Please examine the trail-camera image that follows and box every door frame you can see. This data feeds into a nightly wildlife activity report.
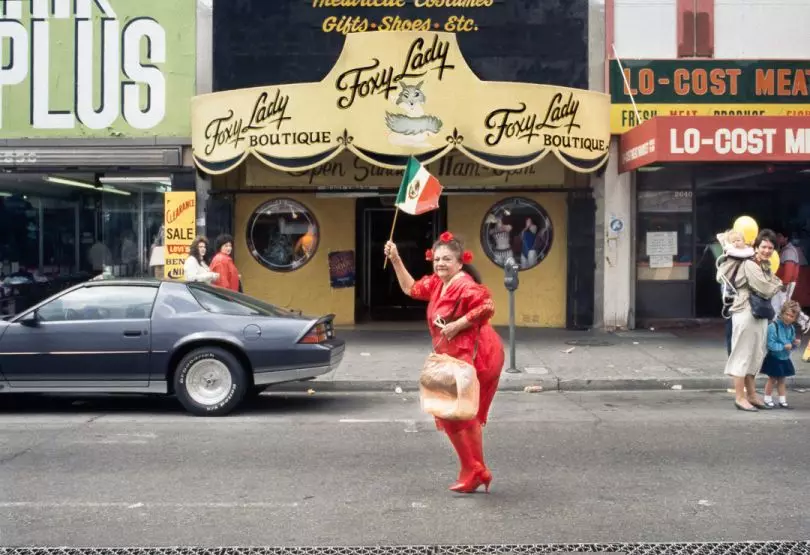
[565,191,596,330]
[357,199,444,318]
[362,207,391,308]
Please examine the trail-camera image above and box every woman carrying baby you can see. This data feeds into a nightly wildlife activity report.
[717,229,784,411]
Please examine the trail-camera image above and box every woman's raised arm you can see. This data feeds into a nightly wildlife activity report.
[385,241,416,296]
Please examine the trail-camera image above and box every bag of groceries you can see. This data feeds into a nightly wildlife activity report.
[419,352,480,420]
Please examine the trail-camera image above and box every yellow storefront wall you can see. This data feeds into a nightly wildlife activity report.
[233,191,568,328]
[448,193,568,328]
[234,193,356,325]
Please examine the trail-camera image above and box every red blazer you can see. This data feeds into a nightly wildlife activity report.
[209,253,240,291]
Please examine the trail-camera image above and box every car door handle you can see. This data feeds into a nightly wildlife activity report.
[123,330,143,337]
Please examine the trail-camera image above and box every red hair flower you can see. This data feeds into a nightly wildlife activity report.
[439,231,454,242]
[425,249,434,261]
[462,250,473,264]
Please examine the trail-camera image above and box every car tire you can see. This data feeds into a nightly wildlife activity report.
[174,346,247,416]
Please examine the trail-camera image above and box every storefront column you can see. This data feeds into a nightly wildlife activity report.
[593,174,606,328]
[599,137,635,330]
[195,0,213,236]
[195,175,211,236]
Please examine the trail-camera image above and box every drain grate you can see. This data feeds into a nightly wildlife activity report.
[565,339,614,347]
[0,544,807,555]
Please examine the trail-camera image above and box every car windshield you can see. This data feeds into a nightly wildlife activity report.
[187,284,295,318]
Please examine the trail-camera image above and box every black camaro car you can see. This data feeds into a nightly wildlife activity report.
[0,279,345,416]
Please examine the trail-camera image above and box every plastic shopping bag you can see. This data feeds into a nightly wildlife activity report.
[418,352,480,420]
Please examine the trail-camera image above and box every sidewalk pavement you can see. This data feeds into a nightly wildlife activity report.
[277,322,810,393]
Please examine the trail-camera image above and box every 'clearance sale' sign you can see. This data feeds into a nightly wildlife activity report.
[163,192,196,280]
[619,116,810,172]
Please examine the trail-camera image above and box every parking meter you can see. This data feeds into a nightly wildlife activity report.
[504,257,520,291]
[503,257,520,373]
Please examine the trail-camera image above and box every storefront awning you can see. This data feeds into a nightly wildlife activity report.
[191,31,611,175]
[619,115,810,173]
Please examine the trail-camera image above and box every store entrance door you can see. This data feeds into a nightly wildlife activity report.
[99,183,167,278]
[356,197,442,322]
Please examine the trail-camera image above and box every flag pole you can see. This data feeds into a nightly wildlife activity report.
[612,43,643,126]
[383,207,400,270]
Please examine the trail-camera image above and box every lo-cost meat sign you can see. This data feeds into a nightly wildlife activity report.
[619,116,810,172]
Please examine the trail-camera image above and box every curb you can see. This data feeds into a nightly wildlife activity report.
[271,375,810,393]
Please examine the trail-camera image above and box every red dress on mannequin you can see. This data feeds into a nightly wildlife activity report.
[409,272,504,433]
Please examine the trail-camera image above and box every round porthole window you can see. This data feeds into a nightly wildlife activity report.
[480,197,554,270]
[247,199,319,272]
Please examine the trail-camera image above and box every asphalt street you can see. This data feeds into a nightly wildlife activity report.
[0,390,808,547]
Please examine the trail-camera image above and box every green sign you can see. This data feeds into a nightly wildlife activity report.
[610,59,810,103]
[609,59,810,133]
[0,0,196,139]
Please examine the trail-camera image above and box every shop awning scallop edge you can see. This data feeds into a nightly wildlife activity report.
[194,139,610,175]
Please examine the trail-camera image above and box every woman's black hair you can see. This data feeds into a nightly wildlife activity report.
[214,233,234,253]
[432,235,483,284]
[754,229,777,249]
[462,263,483,284]
[188,236,208,262]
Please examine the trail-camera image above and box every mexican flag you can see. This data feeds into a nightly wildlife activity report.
[395,157,443,215]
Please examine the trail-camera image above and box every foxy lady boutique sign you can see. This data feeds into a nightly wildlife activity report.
[0,0,195,138]
[192,31,610,174]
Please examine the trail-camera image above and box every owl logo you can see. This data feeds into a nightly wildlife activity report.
[385,81,443,148]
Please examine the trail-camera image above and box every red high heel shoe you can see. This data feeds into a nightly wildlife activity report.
[478,467,492,492]
[452,465,491,493]
[448,425,492,493]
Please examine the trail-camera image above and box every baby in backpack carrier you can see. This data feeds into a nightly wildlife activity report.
[716,230,756,354]
[716,230,755,302]
[719,230,752,257]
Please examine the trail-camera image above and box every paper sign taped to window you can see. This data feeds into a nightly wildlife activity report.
[646,232,678,256]
[649,254,674,269]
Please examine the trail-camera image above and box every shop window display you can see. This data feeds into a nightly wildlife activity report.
[0,174,187,315]
[247,199,319,272]
[480,197,553,270]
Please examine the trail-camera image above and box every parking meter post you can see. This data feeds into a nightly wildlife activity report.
[504,257,520,374]
[506,288,519,373]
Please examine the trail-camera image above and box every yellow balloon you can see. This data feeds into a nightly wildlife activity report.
[769,251,780,275]
[733,215,759,245]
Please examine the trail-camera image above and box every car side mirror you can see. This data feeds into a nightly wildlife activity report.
[19,310,40,327]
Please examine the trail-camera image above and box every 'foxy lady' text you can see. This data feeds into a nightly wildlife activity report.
[335,34,455,109]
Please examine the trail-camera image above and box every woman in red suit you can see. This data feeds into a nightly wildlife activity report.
[384,231,504,493]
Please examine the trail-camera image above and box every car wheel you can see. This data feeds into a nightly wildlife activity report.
[174,347,247,416]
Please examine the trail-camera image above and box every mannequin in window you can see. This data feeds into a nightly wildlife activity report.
[295,223,317,261]
[148,226,165,278]
[520,217,538,269]
[88,240,111,274]
[485,210,512,265]
[120,231,138,277]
